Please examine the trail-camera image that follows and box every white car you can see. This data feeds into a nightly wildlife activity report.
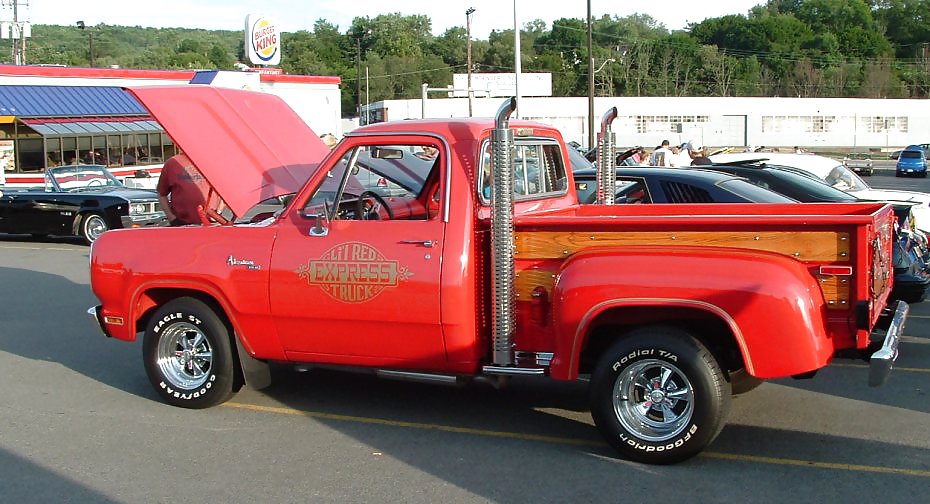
[709,152,930,233]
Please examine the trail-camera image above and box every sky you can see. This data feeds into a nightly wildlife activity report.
[3,0,765,39]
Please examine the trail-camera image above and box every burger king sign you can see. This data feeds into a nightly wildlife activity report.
[245,14,281,65]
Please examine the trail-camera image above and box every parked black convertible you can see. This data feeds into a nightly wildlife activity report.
[0,165,166,244]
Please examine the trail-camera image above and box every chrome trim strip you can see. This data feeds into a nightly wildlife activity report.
[515,351,554,367]
[375,370,461,385]
[571,298,751,376]
[869,300,908,387]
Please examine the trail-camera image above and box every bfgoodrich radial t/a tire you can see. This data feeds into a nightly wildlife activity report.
[590,326,731,464]
[143,298,235,409]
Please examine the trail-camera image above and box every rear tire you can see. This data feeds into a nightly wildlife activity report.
[590,326,731,464]
[143,298,235,409]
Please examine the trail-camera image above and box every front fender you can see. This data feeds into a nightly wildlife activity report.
[89,225,284,360]
[549,246,832,380]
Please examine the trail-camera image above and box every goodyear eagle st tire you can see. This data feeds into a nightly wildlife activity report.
[143,298,235,409]
[590,326,731,464]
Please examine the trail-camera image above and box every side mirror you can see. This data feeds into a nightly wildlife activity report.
[308,213,329,237]
[302,202,331,237]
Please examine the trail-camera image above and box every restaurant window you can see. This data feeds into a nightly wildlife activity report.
[149,133,166,162]
[107,135,122,166]
[62,137,78,165]
[17,138,45,172]
[45,138,63,167]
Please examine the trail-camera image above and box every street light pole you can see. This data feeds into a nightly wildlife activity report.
[76,20,96,67]
[587,0,595,149]
[466,7,475,117]
[355,35,362,121]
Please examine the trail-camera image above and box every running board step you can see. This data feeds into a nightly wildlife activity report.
[482,366,546,376]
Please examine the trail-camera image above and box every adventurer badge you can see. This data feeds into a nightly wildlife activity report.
[295,242,412,303]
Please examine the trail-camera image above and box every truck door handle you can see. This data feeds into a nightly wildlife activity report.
[399,240,434,248]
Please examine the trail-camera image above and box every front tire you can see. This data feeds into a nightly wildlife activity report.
[80,212,109,244]
[590,326,731,464]
[143,298,235,409]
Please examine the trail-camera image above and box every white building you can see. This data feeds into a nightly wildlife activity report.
[365,94,930,152]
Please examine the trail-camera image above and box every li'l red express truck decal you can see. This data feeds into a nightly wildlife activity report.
[295,241,413,304]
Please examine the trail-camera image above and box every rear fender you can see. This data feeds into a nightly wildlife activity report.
[548,246,832,380]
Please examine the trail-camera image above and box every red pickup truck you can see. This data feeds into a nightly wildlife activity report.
[89,87,907,464]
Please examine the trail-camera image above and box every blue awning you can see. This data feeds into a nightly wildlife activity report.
[0,85,149,117]
[22,118,164,136]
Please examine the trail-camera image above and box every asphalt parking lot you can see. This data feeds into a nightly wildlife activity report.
[0,170,928,503]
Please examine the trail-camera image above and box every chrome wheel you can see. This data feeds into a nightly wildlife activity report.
[82,214,108,243]
[613,359,694,442]
[156,322,214,390]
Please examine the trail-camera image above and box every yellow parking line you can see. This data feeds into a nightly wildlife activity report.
[702,452,930,478]
[223,402,602,447]
[0,245,76,251]
[831,362,930,373]
[223,402,930,478]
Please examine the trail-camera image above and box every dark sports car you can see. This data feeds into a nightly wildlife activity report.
[0,165,166,244]
[572,166,796,205]
[696,161,930,303]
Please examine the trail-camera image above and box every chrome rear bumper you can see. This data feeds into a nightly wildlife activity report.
[869,300,909,387]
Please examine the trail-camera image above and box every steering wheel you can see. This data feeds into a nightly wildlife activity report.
[87,179,105,186]
[356,190,394,220]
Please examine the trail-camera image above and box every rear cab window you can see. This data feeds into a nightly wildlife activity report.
[477,138,568,203]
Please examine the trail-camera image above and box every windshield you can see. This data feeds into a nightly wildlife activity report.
[568,146,594,172]
[46,165,123,192]
[823,164,870,191]
[764,166,858,202]
[901,150,924,159]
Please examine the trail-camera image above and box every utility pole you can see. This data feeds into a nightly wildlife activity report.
[1,0,31,65]
[513,0,521,118]
[354,29,372,123]
[466,7,475,117]
[587,0,595,149]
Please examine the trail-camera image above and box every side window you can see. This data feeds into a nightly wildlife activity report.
[615,180,649,204]
[302,143,437,221]
[479,139,568,203]
[661,181,713,203]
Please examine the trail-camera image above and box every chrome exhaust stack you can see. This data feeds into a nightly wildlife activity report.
[489,97,517,367]
[596,107,618,205]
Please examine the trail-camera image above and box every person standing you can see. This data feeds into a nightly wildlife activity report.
[157,153,214,226]
[648,140,672,166]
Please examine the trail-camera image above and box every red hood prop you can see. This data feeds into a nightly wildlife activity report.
[126,86,329,218]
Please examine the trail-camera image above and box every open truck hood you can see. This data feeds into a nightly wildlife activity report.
[126,86,330,218]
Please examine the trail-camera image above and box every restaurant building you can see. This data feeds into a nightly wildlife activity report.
[0,65,341,186]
